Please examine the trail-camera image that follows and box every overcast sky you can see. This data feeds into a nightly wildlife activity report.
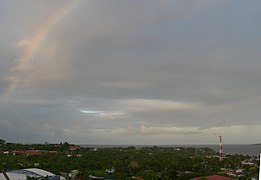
[1,0,261,145]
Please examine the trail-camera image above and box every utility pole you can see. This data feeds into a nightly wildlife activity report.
[258,153,261,180]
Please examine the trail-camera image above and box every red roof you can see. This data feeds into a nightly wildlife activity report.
[191,175,236,180]
[11,150,48,155]
[69,145,81,150]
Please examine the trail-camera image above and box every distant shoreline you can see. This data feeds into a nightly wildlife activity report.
[79,144,261,156]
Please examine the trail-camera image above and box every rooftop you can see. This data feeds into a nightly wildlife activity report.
[191,175,236,180]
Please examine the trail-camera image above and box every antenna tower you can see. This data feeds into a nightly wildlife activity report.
[219,136,223,161]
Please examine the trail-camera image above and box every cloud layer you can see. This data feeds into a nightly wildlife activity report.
[1,0,261,144]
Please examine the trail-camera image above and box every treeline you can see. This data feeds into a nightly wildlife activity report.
[0,140,74,151]
[0,140,259,179]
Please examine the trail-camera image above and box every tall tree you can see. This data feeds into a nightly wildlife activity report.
[0,139,5,144]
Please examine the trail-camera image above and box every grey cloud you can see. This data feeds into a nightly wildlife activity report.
[112,126,202,136]
[0,77,12,95]
[0,118,15,129]
[1,0,261,144]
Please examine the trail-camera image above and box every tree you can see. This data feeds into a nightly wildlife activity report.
[128,161,140,174]
[0,139,6,144]
[115,172,127,179]
[199,177,208,180]
[142,170,158,180]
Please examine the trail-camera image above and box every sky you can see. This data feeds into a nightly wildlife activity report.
[1,0,261,145]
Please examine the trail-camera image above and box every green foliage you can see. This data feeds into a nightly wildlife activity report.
[0,143,258,179]
[0,139,5,144]
[199,177,208,180]
[142,170,158,180]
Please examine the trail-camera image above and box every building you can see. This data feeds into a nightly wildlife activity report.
[191,175,236,180]
[0,168,65,180]
[10,150,49,156]
[69,145,81,151]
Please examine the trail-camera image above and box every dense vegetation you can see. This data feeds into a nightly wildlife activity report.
[0,140,259,179]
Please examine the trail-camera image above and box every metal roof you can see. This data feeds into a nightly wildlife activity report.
[0,168,60,180]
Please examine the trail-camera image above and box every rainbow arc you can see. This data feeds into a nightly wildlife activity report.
[6,0,79,96]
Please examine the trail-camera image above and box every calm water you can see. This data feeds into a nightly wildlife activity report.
[80,144,261,156]
[180,144,261,156]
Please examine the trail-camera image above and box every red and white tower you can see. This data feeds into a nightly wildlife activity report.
[219,136,223,161]
[258,153,261,180]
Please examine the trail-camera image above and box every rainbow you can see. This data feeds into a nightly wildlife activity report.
[6,0,79,96]
[14,0,79,71]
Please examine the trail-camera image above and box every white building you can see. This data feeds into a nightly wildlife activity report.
[0,168,65,180]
